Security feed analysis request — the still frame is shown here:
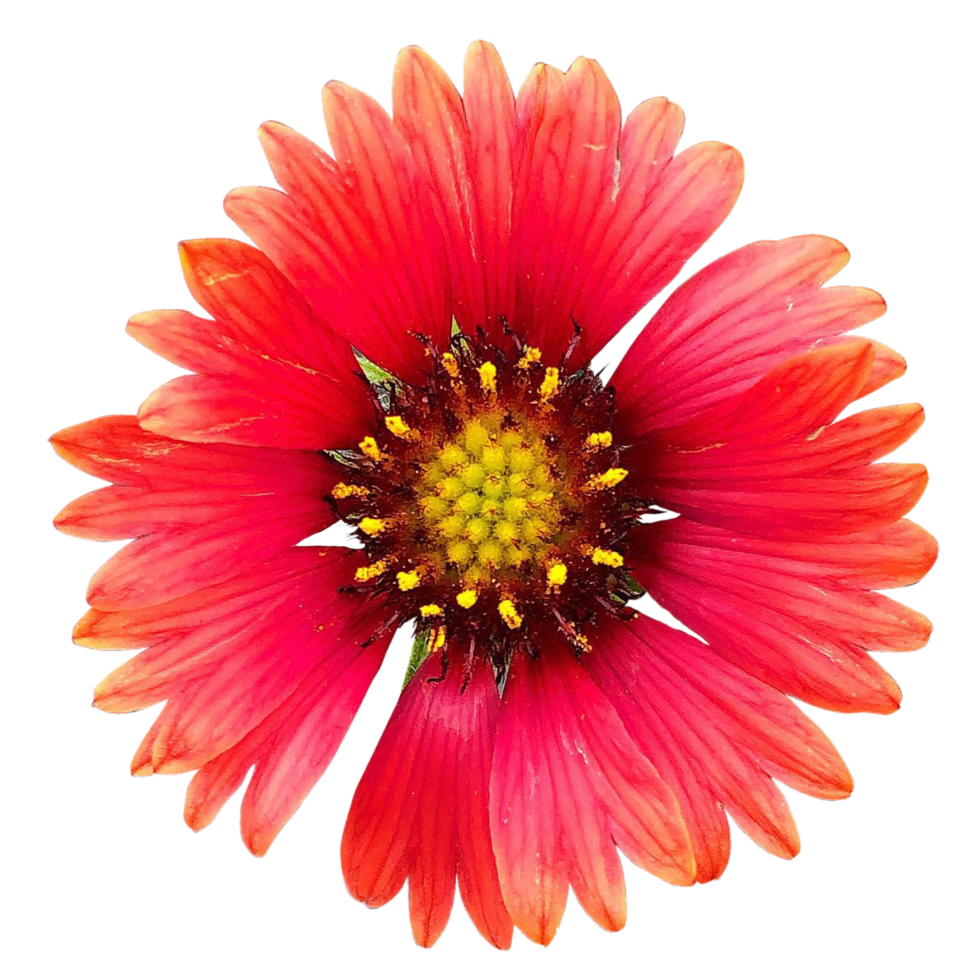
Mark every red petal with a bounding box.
[125,239,373,450]
[137,374,356,451]
[76,547,332,650]
[120,549,383,773]
[628,343,928,537]
[86,495,329,611]
[632,518,933,591]
[52,417,335,607]
[342,650,511,949]
[587,616,845,862]
[224,184,420,383]
[240,642,385,857]
[322,81,450,361]
[512,58,622,363]
[490,647,695,944]
[574,139,744,366]
[394,45,513,339]
[630,517,936,713]
[228,96,449,391]
[462,41,519,338]
[183,607,391,846]
[88,548,356,711]
[813,334,909,401]
[614,236,886,433]
[50,415,331,490]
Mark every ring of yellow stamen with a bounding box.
[427,625,447,653]
[385,415,417,441]
[546,562,568,590]
[518,347,542,369]
[584,467,629,491]
[441,352,460,377]
[478,361,497,393]
[456,588,478,609]
[355,559,388,582]
[590,547,624,568]
[498,598,523,629]
[419,603,443,618]
[585,431,613,451]
[332,482,369,500]
[358,517,389,537]
[396,569,422,591]
[539,366,560,400]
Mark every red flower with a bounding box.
[53,42,934,948]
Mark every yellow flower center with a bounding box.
[414,411,572,587]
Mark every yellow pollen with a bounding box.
[427,625,447,653]
[396,569,422,591]
[357,517,389,537]
[332,482,369,500]
[456,588,478,609]
[539,367,560,400]
[498,599,523,629]
[355,560,387,582]
[478,361,497,393]
[547,562,568,589]
[359,435,385,461]
[591,547,624,568]
[585,467,629,491]
[585,431,613,451]
[441,352,460,377]
[518,346,542,369]
[385,415,416,440]
[419,603,443,618]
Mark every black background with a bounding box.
[44,28,940,956]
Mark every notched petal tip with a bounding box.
[130,755,154,777]
[779,831,802,861]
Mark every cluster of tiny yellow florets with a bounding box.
[415,411,567,585]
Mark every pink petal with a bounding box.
[512,58,622,362]
[184,605,392,846]
[630,517,935,713]
[614,236,886,433]
[587,616,855,862]
[84,493,330,611]
[240,641,386,857]
[572,139,744,366]
[489,646,695,944]
[462,41,519,338]
[126,238,374,450]
[342,650,511,948]
[626,342,928,537]
[123,549,382,774]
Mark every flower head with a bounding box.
[53,41,934,949]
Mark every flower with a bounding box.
[52,41,935,949]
